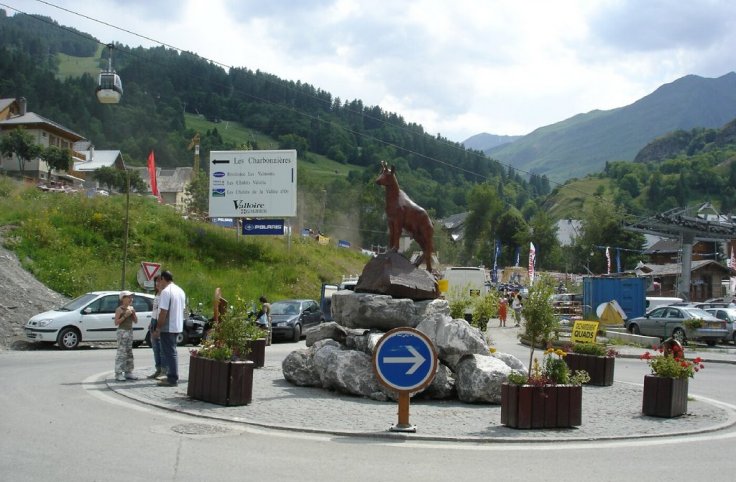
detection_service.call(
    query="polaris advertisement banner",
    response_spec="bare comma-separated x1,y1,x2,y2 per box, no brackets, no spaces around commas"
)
242,219,285,235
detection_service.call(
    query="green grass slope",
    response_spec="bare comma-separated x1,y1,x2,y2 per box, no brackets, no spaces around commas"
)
0,177,368,312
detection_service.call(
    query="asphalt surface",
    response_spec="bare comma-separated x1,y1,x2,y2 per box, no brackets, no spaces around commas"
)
106,324,736,442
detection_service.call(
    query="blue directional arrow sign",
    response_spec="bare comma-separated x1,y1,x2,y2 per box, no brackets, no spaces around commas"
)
373,327,438,393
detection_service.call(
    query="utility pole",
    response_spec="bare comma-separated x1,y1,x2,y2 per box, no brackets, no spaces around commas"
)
121,168,130,290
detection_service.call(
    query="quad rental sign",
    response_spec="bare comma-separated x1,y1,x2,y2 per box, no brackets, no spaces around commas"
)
208,150,297,218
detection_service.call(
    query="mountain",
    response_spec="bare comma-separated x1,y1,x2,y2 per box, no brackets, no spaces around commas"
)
462,132,522,151
486,72,736,182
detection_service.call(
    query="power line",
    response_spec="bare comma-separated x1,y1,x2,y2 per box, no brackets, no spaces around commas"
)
7,0,625,219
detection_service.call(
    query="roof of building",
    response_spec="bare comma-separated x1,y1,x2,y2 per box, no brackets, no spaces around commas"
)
73,150,124,171
635,259,730,276
0,111,86,141
0,98,15,112
131,166,193,193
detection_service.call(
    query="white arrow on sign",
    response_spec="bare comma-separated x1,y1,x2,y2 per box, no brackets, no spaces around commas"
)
382,346,426,375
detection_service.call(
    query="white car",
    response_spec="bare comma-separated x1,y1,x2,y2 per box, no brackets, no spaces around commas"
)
24,291,153,349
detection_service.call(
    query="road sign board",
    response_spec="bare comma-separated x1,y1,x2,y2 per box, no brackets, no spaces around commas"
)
373,327,437,393
208,149,297,218
140,262,161,281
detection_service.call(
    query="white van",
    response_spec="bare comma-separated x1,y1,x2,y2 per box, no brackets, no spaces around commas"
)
441,267,489,299
645,296,683,312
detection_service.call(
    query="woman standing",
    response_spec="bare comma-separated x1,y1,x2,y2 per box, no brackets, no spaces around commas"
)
511,293,523,327
114,291,138,381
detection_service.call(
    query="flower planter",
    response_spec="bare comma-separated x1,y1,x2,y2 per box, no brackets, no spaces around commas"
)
187,355,254,406
245,338,267,368
565,353,615,386
500,383,582,429
642,375,688,418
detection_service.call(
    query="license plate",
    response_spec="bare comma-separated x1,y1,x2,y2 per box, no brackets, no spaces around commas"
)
706,322,723,329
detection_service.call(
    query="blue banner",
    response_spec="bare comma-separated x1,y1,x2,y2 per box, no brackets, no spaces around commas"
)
338,240,351,248
211,217,236,228
242,219,285,235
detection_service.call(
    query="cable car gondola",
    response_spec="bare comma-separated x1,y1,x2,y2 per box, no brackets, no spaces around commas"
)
96,43,123,104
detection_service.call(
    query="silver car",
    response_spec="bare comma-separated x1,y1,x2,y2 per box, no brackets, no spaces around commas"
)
626,305,727,346
704,307,736,344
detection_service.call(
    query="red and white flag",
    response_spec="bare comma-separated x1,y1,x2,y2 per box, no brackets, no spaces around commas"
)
606,246,611,275
147,150,162,203
528,242,536,284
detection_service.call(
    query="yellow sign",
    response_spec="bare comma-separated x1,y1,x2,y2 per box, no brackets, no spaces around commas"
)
571,320,599,344
438,279,449,293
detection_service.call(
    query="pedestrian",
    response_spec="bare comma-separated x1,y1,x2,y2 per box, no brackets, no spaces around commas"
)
147,276,166,379
257,295,272,345
512,293,523,327
498,295,508,327
114,290,138,381
157,270,186,387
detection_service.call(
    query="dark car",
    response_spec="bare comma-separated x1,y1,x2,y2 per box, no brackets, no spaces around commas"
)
270,299,325,342
626,305,727,345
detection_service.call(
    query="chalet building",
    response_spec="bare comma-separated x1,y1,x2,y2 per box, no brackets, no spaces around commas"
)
636,260,731,301
131,166,194,212
644,238,723,264
0,98,87,186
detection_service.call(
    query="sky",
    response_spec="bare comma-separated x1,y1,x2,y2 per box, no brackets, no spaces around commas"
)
9,0,736,142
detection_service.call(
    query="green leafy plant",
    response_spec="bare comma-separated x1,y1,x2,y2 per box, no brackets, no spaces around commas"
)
520,275,558,370
571,343,619,357
640,343,704,379
471,291,499,332
191,296,263,361
683,318,704,331
507,348,589,386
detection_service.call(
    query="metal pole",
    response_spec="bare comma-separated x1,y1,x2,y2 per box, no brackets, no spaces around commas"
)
121,169,130,290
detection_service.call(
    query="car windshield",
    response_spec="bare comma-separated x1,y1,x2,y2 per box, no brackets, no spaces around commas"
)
271,302,300,315
59,293,99,311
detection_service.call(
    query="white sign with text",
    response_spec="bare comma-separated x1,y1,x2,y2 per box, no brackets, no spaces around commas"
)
208,150,297,218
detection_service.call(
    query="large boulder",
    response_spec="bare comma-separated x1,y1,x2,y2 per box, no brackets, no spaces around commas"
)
311,340,388,400
416,362,455,400
454,354,513,403
355,251,439,300
416,314,490,370
332,292,418,330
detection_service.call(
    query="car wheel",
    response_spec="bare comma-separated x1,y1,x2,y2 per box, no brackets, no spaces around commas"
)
706,340,716,347
291,324,301,343
176,332,189,346
629,324,640,335
672,328,686,344
57,327,80,350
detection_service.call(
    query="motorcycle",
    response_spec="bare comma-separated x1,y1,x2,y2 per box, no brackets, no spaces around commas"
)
179,303,207,346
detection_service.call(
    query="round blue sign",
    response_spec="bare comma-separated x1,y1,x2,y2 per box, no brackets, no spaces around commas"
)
373,328,437,392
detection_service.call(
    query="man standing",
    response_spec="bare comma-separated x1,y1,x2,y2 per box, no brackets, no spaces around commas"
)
157,270,186,387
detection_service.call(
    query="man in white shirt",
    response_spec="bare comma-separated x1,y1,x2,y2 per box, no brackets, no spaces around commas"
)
157,270,186,387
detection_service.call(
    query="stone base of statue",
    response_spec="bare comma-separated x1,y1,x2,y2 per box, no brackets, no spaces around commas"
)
355,252,439,301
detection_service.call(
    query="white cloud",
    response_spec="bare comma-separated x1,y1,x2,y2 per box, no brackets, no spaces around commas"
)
14,0,736,141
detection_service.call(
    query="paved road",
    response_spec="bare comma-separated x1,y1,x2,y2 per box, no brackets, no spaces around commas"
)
103,325,736,442
3,333,736,481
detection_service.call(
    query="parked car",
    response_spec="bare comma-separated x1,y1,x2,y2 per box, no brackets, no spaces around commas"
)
24,291,153,350
269,299,325,342
625,305,728,346
704,307,736,344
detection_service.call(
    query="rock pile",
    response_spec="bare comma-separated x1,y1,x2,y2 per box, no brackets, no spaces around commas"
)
282,292,527,403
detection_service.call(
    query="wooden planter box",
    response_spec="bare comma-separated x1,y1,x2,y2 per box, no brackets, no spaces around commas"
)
501,383,582,429
245,338,267,368
565,353,615,386
187,355,254,406
642,375,688,418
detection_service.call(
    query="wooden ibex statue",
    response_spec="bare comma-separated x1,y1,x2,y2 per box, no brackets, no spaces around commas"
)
375,161,434,272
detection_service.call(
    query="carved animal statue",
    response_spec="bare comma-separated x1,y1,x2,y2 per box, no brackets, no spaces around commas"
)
375,161,434,272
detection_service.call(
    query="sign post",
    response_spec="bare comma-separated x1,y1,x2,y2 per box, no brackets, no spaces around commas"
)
137,261,161,291
372,327,438,432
